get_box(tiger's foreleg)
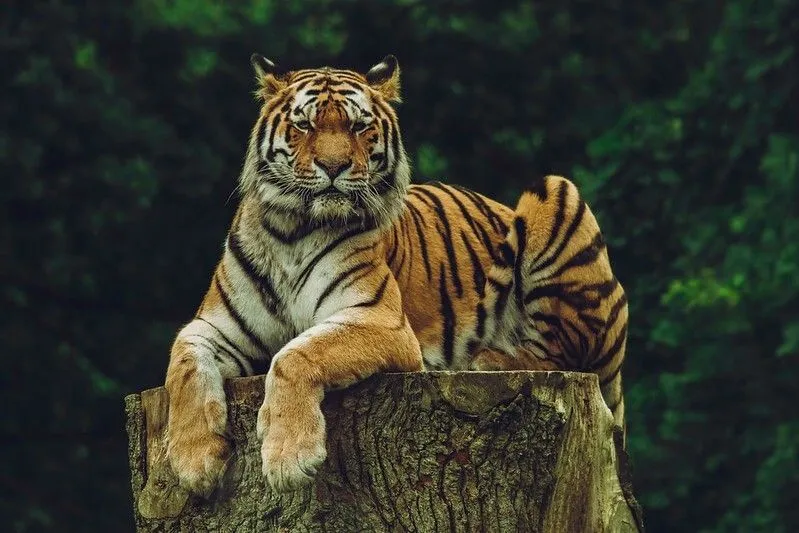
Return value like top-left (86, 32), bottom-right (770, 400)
top-left (257, 300), bottom-right (422, 492)
top-left (164, 319), bottom-right (251, 496)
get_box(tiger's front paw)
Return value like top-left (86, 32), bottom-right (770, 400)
top-left (257, 378), bottom-right (327, 492)
top-left (166, 393), bottom-right (231, 497)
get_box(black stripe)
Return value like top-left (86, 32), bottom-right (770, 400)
top-left (451, 184), bottom-right (508, 234)
top-left (290, 72), bottom-right (321, 84)
top-left (352, 273), bottom-right (390, 308)
top-left (585, 291), bottom-right (629, 364)
top-left (525, 282), bottom-right (605, 311)
top-left (195, 317), bottom-right (241, 354)
top-left (560, 317), bottom-right (591, 367)
top-left (380, 118), bottom-right (396, 174)
top-left (408, 188), bottom-right (433, 207)
top-left (343, 266), bottom-right (379, 290)
top-left (330, 79), bottom-right (369, 92)
top-left (292, 226), bottom-right (365, 294)
top-left (213, 275), bottom-right (272, 357)
top-left (329, 72), bottom-right (366, 84)
top-left (488, 276), bottom-right (511, 316)
top-left (209, 340), bottom-right (249, 376)
top-left (403, 218), bottom-right (414, 282)
top-left (265, 113), bottom-right (283, 161)
top-left (461, 230), bottom-right (486, 297)
top-left (562, 317), bottom-right (591, 362)
top-left (512, 217), bottom-right (527, 310)
top-left (406, 202), bottom-right (433, 280)
top-left (412, 187), bottom-right (463, 298)
top-left (395, 243), bottom-right (407, 275)
top-left (526, 177), bottom-right (549, 200)
top-left (439, 266), bottom-right (456, 365)
top-left (387, 225), bottom-right (400, 266)
top-left (524, 282), bottom-right (575, 306)
top-left (533, 200), bottom-right (588, 275)
top-left (560, 231), bottom-right (606, 271)
top-left (497, 242), bottom-right (515, 267)
top-left (314, 261), bottom-right (375, 315)
top-left (255, 116), bottom-right (268, 158)
top-left (592, 323), bottom-right (628, 373)
top-left (441, 186), bottom-right (504, 264)
top-left (466, 340), bottom-right (480, 356)
top-left (429, 183), bottom-right (487, 243)
top-left (390, 123), bottom-right (400, 173)
top-left (475, 303), bottom-right (487, 338)
top-left (227, 231), bottom-right (281, 315)
top-left (185, 335), bottom-right (249, 376)
top-left (579, 312), bottom-right (606, 335)
top-left (522, 338), bottom-right (551, 358)
top-left (194, 316), bottom-right (255, 373)
top-left (600, 356), bottom-right (624, 387)
top-left (473, 219), bottom-right (504, 264)
top-left (530, 312), bottom-right (562, 329)
top-left (343, 242), bottom-right (377, 262)
top-left (529, 179), bottom-right (568, 266)
top-left (524, 278), bottom-right (618, 310)
top-left (527, 312), bottom-right (579, 366)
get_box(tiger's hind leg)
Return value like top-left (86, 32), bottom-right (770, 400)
top-left (479, 175), bottom-right (628, 436)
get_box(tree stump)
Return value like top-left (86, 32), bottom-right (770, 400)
top-left (124, 371), bottom-right (644, 532)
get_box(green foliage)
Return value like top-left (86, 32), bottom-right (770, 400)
top-left (1, 0), bottom-right (797, 531)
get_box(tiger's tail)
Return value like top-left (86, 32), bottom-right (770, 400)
top-left (481, 175), bottom-right (628, 442)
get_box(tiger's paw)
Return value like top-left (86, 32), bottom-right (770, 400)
top-left (166, 395), bottom-right (232, 497)
top-left (469, 347), bottom-right (516, 371)
top-left (257, 379), bottom-right (327, 492)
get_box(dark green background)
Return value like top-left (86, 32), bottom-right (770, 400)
top-left (2, 1), bottom-right (797, 531)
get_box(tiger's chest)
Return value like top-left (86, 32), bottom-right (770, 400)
top-left (234, 226), bottom-right (383, 342)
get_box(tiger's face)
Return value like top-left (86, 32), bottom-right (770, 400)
top-left (243, 55), bottom-right (410, 228)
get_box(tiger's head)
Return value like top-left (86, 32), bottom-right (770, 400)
top-left (240, 54), bottom-right (410, 229)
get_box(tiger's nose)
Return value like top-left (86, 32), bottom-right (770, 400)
top-left (314, 158), bottom-right (352, 179)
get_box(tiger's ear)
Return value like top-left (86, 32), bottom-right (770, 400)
top-left (250, 53), bottom-right (287, 100)
top-left (366, 55), bottom-right (401, 103)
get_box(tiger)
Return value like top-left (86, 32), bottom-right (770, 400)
top-left (164, 54), bottom-right (628, 496)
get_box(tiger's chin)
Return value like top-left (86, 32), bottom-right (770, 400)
top-left (308, 193), bottom-right (397, 229)
top-left (309, 195), bottom-right (368, 227)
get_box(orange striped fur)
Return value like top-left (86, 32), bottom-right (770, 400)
top-left (164, 55), bottom-right (627, 496)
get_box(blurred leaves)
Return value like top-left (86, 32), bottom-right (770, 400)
top-left (1, 0), bottom-right (797, 531)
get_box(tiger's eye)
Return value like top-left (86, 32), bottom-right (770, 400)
top-left (294, 120), bottom-right (312, 131)
top-left (352, 120), bottom-right (368, 132)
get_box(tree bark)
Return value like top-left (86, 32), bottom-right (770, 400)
top-left (125, 371), bottom-right (644, 532)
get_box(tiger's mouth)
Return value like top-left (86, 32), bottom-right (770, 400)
top-left (315, 185), bottom-right (352, 200)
